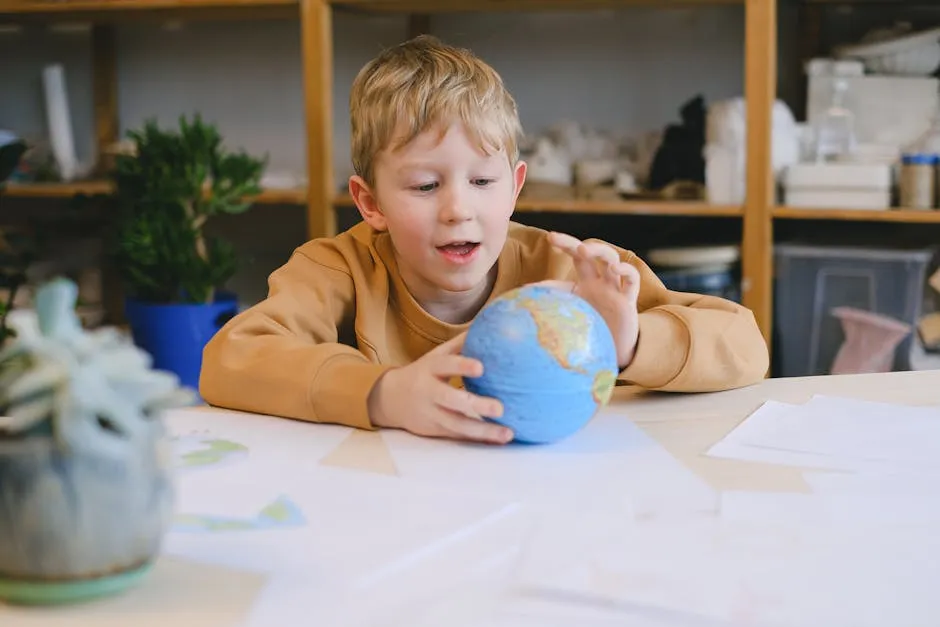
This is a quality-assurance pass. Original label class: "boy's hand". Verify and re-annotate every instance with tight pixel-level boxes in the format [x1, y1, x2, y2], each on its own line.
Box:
[367, 333, 513, 444]
[545, 231, 641, 370]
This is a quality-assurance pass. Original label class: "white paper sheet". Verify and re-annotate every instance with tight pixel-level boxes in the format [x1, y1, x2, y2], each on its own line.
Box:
[164, 406, 353, 469]
[172, 460, 301, 528]
[162, 462, 531, 625]
[803, 469, 940, 495]
[750, 396, 940, 469]
[707, 396, 940, 475]
[719, 490, 940, 527]
[382, 406, 719, 520]
[706, 401, 883, 472]
[501, 498, 940, 627]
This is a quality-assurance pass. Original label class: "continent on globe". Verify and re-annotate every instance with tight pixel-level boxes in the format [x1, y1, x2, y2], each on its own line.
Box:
[462, 284, 618, 444]
[515, 295, 590, 373]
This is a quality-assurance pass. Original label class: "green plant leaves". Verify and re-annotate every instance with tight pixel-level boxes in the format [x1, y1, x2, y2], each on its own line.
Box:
[109, 114, 266, 304]
[0, 140, 27, 185]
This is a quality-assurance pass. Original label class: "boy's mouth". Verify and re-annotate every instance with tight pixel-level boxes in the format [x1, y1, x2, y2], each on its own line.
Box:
[436, 241, 481, 264]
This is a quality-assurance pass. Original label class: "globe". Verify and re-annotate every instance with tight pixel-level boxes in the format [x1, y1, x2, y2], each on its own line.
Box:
[462, 284, 619, 444]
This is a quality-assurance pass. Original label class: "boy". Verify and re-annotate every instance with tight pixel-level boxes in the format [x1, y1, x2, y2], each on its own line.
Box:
[200, 35, 769, 445]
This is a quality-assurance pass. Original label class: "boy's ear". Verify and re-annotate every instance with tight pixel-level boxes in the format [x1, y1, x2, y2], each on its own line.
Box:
[349, 175, 387, 231]
[512, 160, 527, 204]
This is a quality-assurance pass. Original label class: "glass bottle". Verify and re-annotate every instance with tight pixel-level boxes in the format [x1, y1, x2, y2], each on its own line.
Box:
[814, 78, 856, 162]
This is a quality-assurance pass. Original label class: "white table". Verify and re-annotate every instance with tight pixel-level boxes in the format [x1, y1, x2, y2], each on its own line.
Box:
[3, 370, 940, 626]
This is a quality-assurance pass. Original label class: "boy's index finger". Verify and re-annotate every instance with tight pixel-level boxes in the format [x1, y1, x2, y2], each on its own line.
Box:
[432, 331, 467, 355]
[547, 231, 583, 253]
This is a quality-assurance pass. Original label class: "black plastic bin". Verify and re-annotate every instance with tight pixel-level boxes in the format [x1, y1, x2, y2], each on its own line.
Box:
[773, 243, 935, 377]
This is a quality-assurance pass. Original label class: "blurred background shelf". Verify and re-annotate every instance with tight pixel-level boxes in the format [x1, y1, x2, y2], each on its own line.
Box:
[0, 0, 296, 10]
[4, 181, 112, 198]
[775, 207, 940, 223]
[330, 0, 742, 13]
[4, 181, 307, 204]
[0, 0, 300, 21]
[333, 193, 743, 217]
[0, 0, 775, 348]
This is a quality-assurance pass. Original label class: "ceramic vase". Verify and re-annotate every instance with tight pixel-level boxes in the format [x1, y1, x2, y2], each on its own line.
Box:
[0, 417, 174, 605]
[0, 277, 189, 606]
[829, 306, 912, 375]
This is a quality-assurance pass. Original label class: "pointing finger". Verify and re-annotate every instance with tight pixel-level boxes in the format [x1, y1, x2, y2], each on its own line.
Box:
[614, 263, 641, 299]
[578, 241, 621, 267]
[431, 332, 467, 355]
[431, 354, 484, 379]
[548, 232, 602, 280]
[547, 231, 583, 253]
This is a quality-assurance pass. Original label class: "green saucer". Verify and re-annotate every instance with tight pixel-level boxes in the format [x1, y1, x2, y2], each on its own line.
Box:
[0, 562, 152, 606]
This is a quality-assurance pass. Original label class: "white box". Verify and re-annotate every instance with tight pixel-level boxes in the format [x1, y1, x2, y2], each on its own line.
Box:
[783, 162, 893, 209]
[807, 75, 939, 149]
[784, 189, 892, 210]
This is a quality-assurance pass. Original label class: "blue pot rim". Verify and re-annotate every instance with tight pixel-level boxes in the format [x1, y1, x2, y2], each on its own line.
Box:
[125, 291, 238, 309]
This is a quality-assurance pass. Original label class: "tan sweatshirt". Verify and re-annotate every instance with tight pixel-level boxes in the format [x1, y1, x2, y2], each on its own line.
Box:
[200, 221, 769, 430]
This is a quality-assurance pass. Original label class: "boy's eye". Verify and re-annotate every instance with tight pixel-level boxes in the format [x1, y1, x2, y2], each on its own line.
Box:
[472, 178, 496, 187]
[412, 182, 438, 192]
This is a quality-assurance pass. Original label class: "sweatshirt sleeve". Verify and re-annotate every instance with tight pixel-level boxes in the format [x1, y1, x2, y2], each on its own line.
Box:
[611, 246, 770, 393]
[199, 248, 390, 430]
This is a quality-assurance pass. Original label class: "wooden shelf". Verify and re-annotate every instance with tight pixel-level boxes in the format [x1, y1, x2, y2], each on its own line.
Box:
[0, 0, 298, 21]
[801, 0, 933, 4]
[774, 206, 940, 224]
[4, 181, 307, 204]
[0, 0, 781, 342]
[333, 193, 742, 217]
[251, 186, 308, 204]
[4, 180, 113, 198]
[332, 0, 742, 12]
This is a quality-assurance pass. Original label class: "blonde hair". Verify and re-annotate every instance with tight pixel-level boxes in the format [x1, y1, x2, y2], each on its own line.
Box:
[349, 35, 523, 187]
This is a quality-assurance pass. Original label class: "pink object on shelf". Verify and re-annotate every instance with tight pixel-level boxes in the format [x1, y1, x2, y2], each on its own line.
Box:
[829, 306, 912, 375]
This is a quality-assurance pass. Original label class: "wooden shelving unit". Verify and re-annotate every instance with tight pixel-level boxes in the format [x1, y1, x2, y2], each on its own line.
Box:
[4, 181, 114, 198]
[329, 0, 743, 11]
[14, 0, 933, 352]
[775, 207, 940, 224]
[0, 0, 300, 21]
[333, 193, 744, 217]
[4, 181, 308, 204]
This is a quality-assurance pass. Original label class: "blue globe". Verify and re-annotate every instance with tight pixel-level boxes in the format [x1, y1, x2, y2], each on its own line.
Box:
[462, 284, 619, 444]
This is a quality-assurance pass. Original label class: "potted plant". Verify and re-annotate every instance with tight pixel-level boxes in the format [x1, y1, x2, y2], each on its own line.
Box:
[0, 277, 195, 605]
[0, 134, 30, 344]
[0, 133, 26, 186]
[108, 114, 266, 390]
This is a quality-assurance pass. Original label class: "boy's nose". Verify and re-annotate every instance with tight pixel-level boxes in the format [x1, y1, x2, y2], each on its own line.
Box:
[439, 194, 474, 223]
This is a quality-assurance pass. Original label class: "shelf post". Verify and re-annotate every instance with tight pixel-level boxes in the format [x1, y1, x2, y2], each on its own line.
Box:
[91, 23, 125, 326]
[92, 24, 119, 177]
[301, 0, 335, 241]
[742, 0, 777, 349]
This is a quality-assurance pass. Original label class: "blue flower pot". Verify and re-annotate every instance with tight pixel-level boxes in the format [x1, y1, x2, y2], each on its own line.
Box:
[123, 292, 238, 391]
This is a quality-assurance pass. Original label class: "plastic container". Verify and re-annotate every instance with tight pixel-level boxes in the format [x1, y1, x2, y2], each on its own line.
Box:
[899, 153, 938, 209]
[773, 244, 934, 377]
[656, 267, 740, 303]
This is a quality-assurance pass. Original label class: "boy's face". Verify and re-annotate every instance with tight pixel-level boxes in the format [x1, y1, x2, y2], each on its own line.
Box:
[352, 121, 526, 303]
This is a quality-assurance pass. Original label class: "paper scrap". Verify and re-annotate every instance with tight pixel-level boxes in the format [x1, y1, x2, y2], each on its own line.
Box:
[707, 396, 940, 475]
